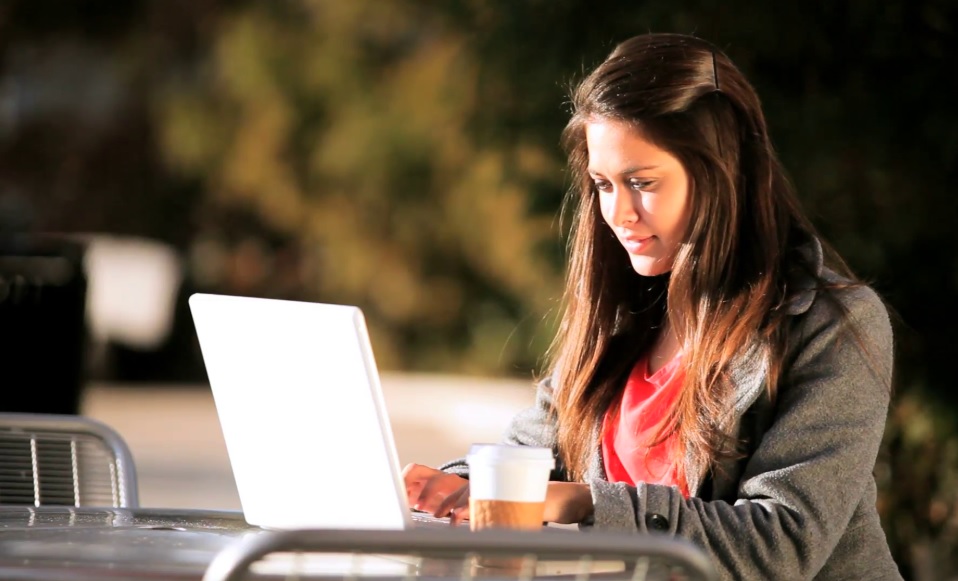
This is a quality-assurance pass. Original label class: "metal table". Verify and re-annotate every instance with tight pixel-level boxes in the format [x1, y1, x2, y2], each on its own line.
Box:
[0, 507, 717, 581]
[0, 506, 252, 580]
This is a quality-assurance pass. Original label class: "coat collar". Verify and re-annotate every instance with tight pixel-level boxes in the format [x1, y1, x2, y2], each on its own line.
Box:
[730, 236, 825, 416]
[782, 237, 824, 316]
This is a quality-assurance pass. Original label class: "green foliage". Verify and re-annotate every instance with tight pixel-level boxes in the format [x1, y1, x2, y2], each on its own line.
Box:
[153, 1, 564, 373]
[879, 392, 958, 579]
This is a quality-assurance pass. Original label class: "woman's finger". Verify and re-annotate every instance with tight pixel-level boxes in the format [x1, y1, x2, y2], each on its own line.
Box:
[449, 496, 471, 526]
[415, 472, 467, 514]
[401, 463, 441, 506]
[434, 482, 469, 519]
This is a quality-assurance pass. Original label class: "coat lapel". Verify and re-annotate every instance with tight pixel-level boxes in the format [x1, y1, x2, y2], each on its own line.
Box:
[685, 237, 825, 497]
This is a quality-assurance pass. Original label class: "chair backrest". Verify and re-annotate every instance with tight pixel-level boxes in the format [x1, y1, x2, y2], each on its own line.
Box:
[0, 413, 139, 508]
[203, 527, 719, 581]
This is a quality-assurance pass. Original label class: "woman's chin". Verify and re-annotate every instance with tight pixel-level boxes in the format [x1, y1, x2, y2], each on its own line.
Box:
[629, 255, 671, 277]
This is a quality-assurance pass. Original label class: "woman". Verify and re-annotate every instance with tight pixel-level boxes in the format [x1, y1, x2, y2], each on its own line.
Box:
[403, 33, 901, 580]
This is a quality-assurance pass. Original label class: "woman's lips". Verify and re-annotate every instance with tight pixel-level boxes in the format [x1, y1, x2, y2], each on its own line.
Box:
[621, 235, 654, 254]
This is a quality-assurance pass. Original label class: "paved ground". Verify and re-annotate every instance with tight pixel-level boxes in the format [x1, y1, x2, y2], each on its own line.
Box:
[80, 374, 536, 510]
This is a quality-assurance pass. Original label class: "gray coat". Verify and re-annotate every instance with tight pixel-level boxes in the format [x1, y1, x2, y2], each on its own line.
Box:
[443, 246, 902, 580]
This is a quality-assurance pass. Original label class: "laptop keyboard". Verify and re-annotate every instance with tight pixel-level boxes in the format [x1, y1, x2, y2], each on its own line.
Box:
[410, 511, 463, 528]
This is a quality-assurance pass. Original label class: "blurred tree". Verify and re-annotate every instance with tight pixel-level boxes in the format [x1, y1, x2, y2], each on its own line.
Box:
[152, 1, 564, 373]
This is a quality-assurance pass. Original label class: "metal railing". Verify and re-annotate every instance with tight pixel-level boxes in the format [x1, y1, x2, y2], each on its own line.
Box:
[204, 527, 718, 581]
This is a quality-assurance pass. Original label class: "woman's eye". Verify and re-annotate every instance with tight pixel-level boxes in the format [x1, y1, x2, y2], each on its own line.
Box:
[592, 179, 612, 192]
[630, 179, 654, 191]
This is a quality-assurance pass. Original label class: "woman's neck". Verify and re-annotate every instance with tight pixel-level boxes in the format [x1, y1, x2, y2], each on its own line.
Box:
[647, 318, 682, 374]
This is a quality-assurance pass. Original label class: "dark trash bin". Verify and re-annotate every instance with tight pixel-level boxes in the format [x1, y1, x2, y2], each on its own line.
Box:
[0, 236, 88, 415]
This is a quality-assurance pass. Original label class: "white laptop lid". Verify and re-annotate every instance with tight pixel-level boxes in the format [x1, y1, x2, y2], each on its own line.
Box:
[188, 293, 413, 530]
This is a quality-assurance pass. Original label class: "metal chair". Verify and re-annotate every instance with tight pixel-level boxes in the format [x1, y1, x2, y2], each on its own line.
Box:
[0, 413, 139, 508]
[203, 527, 718, 581]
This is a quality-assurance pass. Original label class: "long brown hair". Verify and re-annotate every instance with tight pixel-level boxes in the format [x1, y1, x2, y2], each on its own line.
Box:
[551, 33, 854, 481]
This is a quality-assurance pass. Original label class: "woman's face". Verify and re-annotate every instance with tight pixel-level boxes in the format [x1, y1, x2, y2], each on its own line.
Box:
[586, 119, 691, 277]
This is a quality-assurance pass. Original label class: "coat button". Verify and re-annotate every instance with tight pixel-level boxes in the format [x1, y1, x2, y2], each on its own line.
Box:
[645, 513, 669, 532]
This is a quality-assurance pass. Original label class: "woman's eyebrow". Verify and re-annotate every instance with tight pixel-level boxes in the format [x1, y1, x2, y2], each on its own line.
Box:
[619, 165, 660, 176]
[588, 165, 660, 176]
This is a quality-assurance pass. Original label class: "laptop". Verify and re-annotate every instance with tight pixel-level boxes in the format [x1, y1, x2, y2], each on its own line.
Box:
[188, 293, 450, 530]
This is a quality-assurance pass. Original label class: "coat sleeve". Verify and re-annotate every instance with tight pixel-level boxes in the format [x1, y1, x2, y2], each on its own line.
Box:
[586, 286, 895, 580]
[440, 375, 568, 481]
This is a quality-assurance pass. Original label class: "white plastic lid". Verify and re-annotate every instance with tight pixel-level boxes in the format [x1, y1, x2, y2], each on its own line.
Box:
[466, 444, 555, 467]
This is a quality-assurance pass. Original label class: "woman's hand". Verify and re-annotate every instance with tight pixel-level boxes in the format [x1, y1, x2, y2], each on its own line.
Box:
[401, 463, 469, 521]
[543, 482, 594, 524]
[402, 464, 594, 526]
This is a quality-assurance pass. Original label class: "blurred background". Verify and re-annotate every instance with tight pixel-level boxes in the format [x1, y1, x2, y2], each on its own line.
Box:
[1, 1, 956, 579]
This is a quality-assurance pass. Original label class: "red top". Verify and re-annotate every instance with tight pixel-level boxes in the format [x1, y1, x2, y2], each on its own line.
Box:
[601, 353, 689, 497]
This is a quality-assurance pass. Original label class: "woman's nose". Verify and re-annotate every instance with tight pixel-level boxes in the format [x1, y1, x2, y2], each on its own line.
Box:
[608, 188, 638, 227]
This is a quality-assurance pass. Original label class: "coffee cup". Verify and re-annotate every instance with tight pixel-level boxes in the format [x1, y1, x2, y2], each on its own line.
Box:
[466, 444, 555, 532]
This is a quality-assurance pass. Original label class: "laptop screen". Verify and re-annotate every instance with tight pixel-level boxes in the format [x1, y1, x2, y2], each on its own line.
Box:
[189, 294, 412, 530]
